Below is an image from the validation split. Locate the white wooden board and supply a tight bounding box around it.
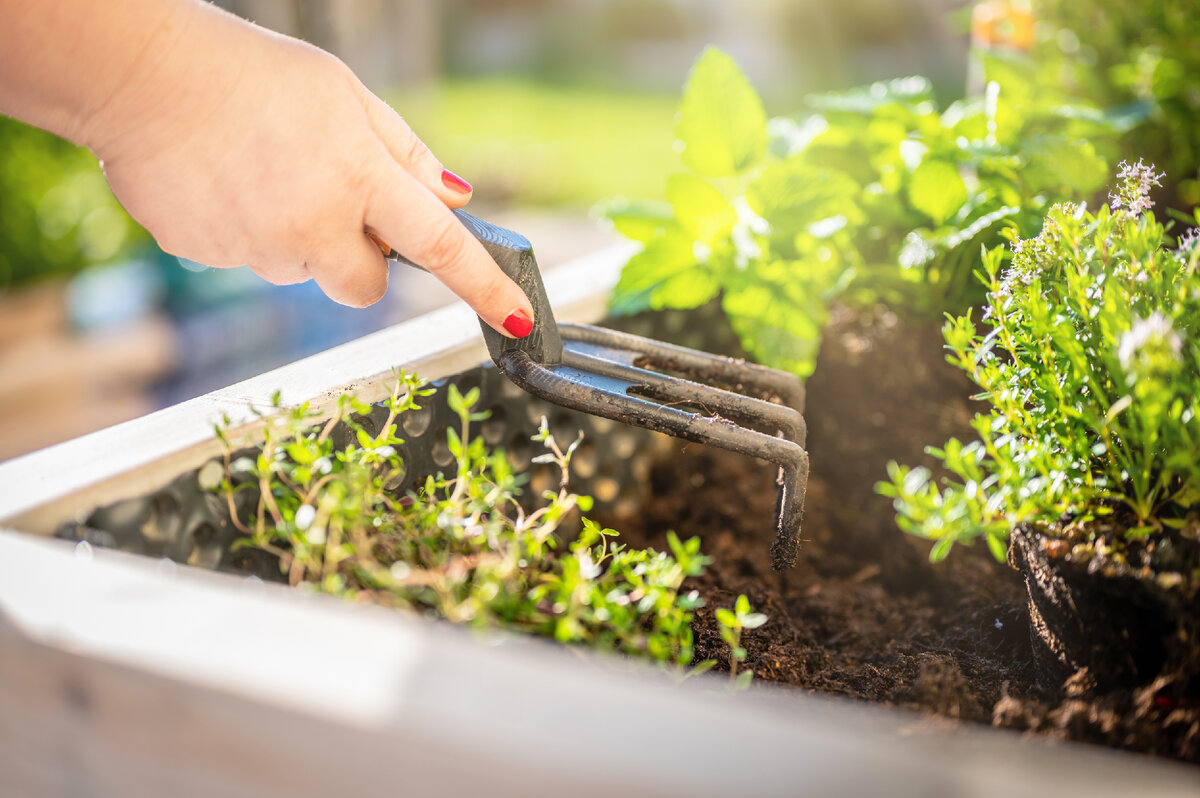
[1,240,1196,797]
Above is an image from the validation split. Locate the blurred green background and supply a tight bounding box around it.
[0,0,1195,458]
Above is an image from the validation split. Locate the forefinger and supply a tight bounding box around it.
[364,160,534,338]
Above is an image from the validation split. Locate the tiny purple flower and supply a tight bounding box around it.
[1109,159,1165,217]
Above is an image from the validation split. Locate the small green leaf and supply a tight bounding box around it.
[676,47,767,178]
[929,534,957,562]
[742,613,768,630]
[446,384,466,417]
[985,532,1009,563]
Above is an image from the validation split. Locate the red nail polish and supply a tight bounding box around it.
[441,169,472,194]
[503,309,533,338]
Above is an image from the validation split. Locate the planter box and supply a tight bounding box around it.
[1,243,1196,797]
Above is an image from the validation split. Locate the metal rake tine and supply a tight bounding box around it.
[559,323,806,413]
[496,349,809,570]
[561,344,807,447]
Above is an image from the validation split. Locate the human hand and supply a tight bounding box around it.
[81,3,534,336]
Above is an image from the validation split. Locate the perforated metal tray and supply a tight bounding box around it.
[56,307,738,579]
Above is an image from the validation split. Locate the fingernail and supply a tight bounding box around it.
[367,232,391,256]
[441,169,472,194]
[503,309,533,338]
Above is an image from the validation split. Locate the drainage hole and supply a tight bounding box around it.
[529,463,558,497]
[506,431,533,471]
[430,425,455,468]
[384,461,408,491]
[402,404,433,438]
[481,406,507,446]
[593,477,620,503]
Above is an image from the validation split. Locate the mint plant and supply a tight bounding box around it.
[213,372,720,668]
[715,594,768,689]
[605,46,1120,377]
[879,164,1200,561]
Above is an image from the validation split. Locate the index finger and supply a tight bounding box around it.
[365,161,534,338]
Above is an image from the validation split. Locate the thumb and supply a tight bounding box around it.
[366,160,534,338]
[365,94,473,210]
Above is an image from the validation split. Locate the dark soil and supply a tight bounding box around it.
[602,304,1200,764]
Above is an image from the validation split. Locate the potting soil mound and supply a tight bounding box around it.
[603,304,1199,764]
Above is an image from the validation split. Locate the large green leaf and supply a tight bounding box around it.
[805,75,934,115]
[666,173,736,245]
[747,158,862,237]
[602,198,673,244]
[675,48,767,178]
[651,269,720,310]
[1020,135,1108,196]
[610,230,699,315]
[720,258,842,377]
[908,159,968,226]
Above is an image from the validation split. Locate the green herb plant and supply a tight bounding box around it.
[715,594,768,690]
[214,371,762,674]
[605,46,1120,377]
[879,163,1200,561]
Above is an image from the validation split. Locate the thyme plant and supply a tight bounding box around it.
[880,163,1200,560]
[214,372,750,671]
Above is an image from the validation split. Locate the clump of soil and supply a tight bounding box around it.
[603,304,1200,763]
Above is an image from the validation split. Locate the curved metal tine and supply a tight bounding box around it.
[559,323,806,413]
[562,344,807,448]
[498,349,809,571]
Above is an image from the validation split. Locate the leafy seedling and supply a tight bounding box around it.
[715,594,768,690]
[212,371,717,670]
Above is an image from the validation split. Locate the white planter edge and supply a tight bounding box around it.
[0,242,1195,797]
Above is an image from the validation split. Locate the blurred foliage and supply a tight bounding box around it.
[389,79,677,207]
[1035,0,1200,209]
[1,79,673,290]
[0,117,148,291]
[606,47,1121,377]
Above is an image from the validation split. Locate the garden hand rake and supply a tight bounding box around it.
[380,210,810,570]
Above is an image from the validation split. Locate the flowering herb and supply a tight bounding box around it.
[879,166,1200,560]
[1110,159,1166,217]
[213,371,761,674]
[605,47,1120,377]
